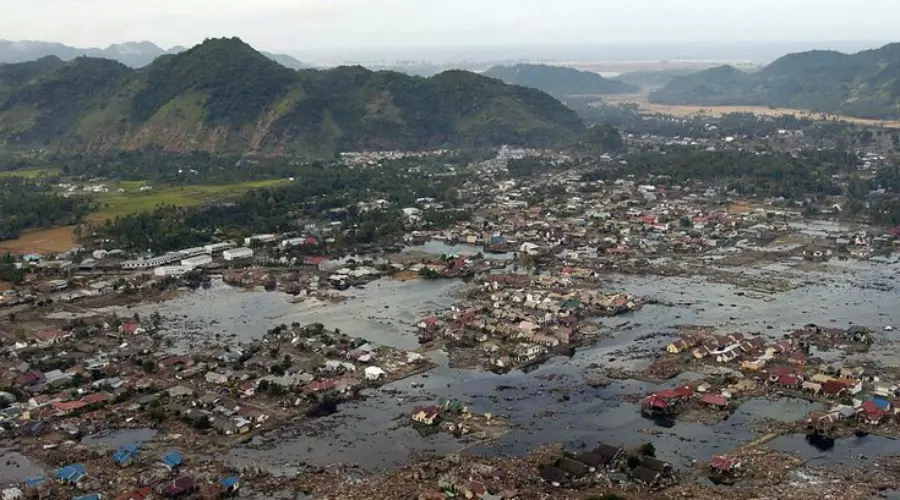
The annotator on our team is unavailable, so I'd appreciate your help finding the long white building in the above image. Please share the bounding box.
[181,255,213,269]
[223,247,254,261]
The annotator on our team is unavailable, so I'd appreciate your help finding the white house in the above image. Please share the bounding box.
[154,265,189,278]
[223,247,254,261]
[364,366,386,380]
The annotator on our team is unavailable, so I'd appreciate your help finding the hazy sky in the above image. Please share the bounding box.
[1,0,897,56]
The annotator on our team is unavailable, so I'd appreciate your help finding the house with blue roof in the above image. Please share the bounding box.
[872,396,891,410]
[55,463,87,485]
[162,450,183,470]
[112,443,140,467]
[72,494,101,500]
[24,476,47,489]
[219,475,240,494]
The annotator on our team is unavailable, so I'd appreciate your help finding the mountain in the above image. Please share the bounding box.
[0,39,308,69]
[483,64,638,97]
[260,52,308,70]
[0,38,584,154]
[615,68,704,89]
[650,42,900,119]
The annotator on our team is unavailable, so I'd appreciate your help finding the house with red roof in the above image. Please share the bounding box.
[120,321,145,335]
[35,329,70,345]
[777,374,802,389]
[237,381,257,397]
[857,400,889,425]
[80,393,110,405]
[701,395,729,408]
[115,487,153,500]
[52,400,88,415]
[709,456,742,474]
[412,406,441,425]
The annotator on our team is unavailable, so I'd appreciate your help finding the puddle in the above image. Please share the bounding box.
[0,450,45,486]
[82,428,157,449]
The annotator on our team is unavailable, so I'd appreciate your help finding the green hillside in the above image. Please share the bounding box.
[483,64,638,97]
[650,42,900,119]
[0,38,584,154]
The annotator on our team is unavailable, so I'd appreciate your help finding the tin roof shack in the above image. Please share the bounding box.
[632,456,676,489]
[555,457,590,480]
[592,443,626,470]
[539,466,569,487]
[161,450,184,470]
[55,463,87,486]
[112,443,139,467]
[219,475,240,496]
[160,476,197,497]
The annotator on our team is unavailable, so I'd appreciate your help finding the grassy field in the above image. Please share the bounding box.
[603,93,900,129]
[0,167,62,178]
[0,178,291,254]
[87,178,290,223]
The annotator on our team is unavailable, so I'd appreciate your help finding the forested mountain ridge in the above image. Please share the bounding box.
[0,39,308,69]
[0,38,585,154]
[650,42,900,119]
[483,64,638,97]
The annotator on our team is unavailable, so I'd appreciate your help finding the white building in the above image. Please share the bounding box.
[179,246,208,258]
[122,253,184,270]
[204,241,235,254]
[244,234,278,246]
[154,265,189,277]
[181,255,213,269]
[223,247,254,261]
[281,237,306,248]
[364,366,386,380]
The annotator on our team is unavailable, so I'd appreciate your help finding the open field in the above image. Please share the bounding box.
[0,225,77,254]
[0,178,291,253]
[0,167,61,178]
[87,178,290,223]
[602,93,900,128]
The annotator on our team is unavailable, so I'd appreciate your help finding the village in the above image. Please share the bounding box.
[0,139,899,498]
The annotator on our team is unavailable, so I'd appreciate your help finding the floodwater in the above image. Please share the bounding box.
[141,250,900,472]
[81,428,157,449]
[730,398,823,424]
[0,450,45,486]
[771,433,900,464]
[404,241,515,260]
[128,277,462,350]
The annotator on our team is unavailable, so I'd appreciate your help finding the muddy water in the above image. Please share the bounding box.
[404,241,515,260]
[0,450,45,486]
[771,433,900,463]
[129,277,462,350]
[143,252,900,472]
[81,428,157,449]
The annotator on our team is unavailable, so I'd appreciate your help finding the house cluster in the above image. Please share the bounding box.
[410,399,505,437]
[653,324,900,430]
[0,315,430,456]
[417,271,641,372]
[666,325,874,375]
[538,443,677,491]
[6,448,241,499]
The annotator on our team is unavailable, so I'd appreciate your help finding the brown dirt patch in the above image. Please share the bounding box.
[0,226,78,255]
[603,93,900,128]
